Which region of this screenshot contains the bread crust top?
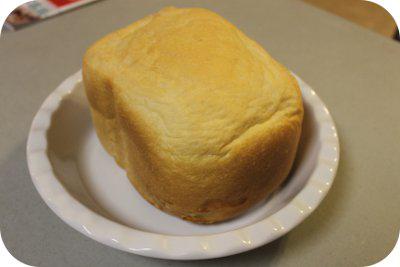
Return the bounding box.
[84,7,302,162]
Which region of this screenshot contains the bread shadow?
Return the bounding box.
[284,100,319,186]
[46,84,118,222]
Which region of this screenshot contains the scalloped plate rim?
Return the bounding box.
[26,70,339,260]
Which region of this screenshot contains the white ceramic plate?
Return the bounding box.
[27,70,339,260]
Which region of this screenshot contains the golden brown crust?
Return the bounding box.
[83,7,303,223]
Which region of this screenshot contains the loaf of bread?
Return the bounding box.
[83,7,303,223]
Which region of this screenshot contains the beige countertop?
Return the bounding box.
[0,0,399,266]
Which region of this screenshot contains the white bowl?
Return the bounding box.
[27,70,339,260]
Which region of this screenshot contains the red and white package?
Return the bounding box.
[4,0,100,31]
